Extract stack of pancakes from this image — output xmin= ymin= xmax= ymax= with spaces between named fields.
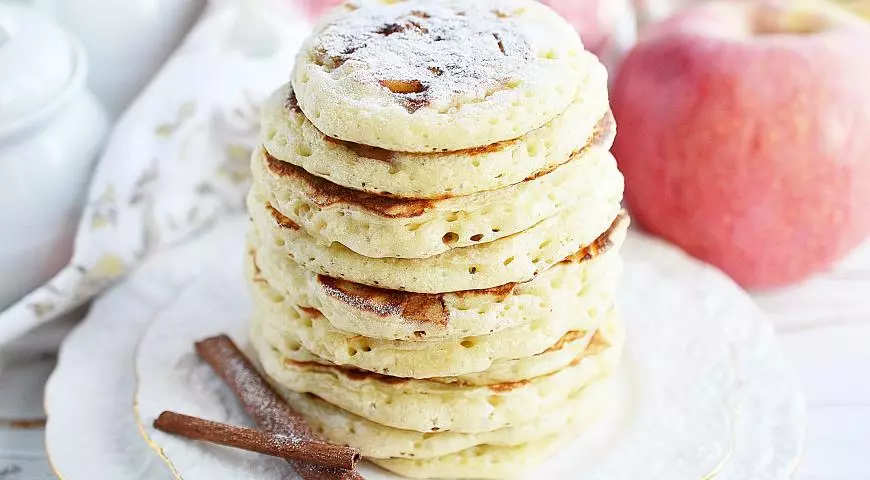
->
xmin=245 ymin=0 xmax=627 ymax=478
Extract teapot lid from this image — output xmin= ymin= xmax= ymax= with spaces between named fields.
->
xmin=0 ymin=4 xmax=85 ymax=130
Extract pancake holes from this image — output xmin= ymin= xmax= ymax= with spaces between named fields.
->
xmin=349 ymin=426 xmax=357 ymax=435
xmin=301 ymin=72 xmax=310 ymax=83
xmin=442 ymin=232 xmax=459 ymax=245
xmin=538 ymin=240 xmax=551 ymax=250
xmin=470 ymin=234 xmax=484 ymax=242
xmin=547 ymin=193 xmax=557 ymax=202
xmin=472 ymin=158 xmax=481 ymax=168
xmin=265 ymin=127 xmax=277 ymax=140
xmin=527 ymin=143 xmax=538 ymax=157
xmin=487 ymin=396 xmax=504 ymax=407
xmin=503 ymin=256 xmax=514 ymax=266
xmin=295 ymin=142 xmax=312 ymax=157
xmin=294 ymin=203 xmax=312 ymax=218
xmin=413 ymin=330 xmax=426 ymax=338
xmin=303 ymin=318 xmax=313 ymax=328
xmin=314 ymin=110 xmax=322 ymax=119
xmin=384 ymin=397 xmax=393 ymax=405
xmin=532 ymin=257 xmax=541 ymax=264
xmin=268 ymin=293 xmax=284 ymax=304
xmin=287 ymin=340 xmax=301 ymax=351
xmin=550 ymin=278 xmax=563 ymax=289
xmin=408 ymin=223 xmax=422 ymax=232
xmin=460 ymin=339 xmax=475 ymax=348
xmin=543 ymin=49 xmax=559 ymax=60
xmin=274 ymin=237 xmax=285 ymax=247
xmin=492 ymin=227 xmax=501 ymax=233
xmin=389 ymin=164 xmax=400 ymax=175
xmin=348 ymin=347 xmax=358 ymax=357
xmin=468 ymin=266 xmax=478 ymax=275
xmin=413 ymin=441 xmax=424 ymax=449
xmin=361 ymin=345 xmax=372 ymax=353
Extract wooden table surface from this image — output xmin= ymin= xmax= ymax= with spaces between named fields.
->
xmin=1 ymin=242 xmax=868 ymax=479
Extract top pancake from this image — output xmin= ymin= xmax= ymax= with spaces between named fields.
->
xmin=291 ymin=0 xmax=593 ymax=152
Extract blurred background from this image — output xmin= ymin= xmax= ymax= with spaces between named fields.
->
xmin=1 ymin=0 xmax=868 ymax=478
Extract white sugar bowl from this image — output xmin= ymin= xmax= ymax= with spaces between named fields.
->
xmin=0 ymin=4 xmax=109 ymax=311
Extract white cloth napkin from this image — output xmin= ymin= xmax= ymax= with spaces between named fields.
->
xmin=0 ymin=0 xmax=312 ymax=344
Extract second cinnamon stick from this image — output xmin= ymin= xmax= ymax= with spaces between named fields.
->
xmin=195 ymin=335 xmax=364 ymax=480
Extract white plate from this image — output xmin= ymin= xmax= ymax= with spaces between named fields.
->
xmin=45 ymin=216 xmax=805 ymax=479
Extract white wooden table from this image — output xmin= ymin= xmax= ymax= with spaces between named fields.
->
xmin=1 ymin=243 xmax=868 ymax=479
xmin=754 ymin=241 xmax=870 ymax=480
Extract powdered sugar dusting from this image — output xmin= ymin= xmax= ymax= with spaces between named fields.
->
xmin=197 ymin=336 xmax=363 ymax=480
xmin=204 ymin=337 xmax=313 ymax=439
xmin=312 ymin=0 xmax=536 ymax=112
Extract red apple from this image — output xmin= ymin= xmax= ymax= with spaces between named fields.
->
xmin=296 ymin=0 xmax=344 ymax=18
xmin=540 ymin=0 xmax=617 ymax=55
xmin=611 ymin=0 xmax=870 ymax=289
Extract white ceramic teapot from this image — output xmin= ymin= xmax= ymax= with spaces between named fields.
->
xmin=0 ymin=4 xmax=109 ymax=311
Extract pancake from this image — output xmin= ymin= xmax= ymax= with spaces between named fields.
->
xmin=268 ymin=380 xmax=609 ymax=465
xmin=369 ymin=435 xmax=569 ymax=479
xmin=247 ymin=187 xmax=625 ymax=293
xmin=291 ymin=0 xmax=595 ymax=151
xmin=252 ymin=126 xmax=621 ymax=259
xmin=253 ymin=314 xmax=623 ymax=433
xmin=248 ymin=263 xmax=613 ymax=379
xmin=247 ymin=221 xmax=623 ymax=340
xmin=252 ymin=282 xmax=617 ymax=386
xmin=261 ymin=81 xmax=612 ymax=199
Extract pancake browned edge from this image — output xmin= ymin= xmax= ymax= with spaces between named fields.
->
xmin=269 ymin=91 xmax=615 ymax=202
xmin=274 ymin=324 xmax=612 ymax=392
xmin=251 ymin=211 xmax=627 ymax=334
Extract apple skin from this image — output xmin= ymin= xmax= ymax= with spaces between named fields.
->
xmin=539 ymin=0 xmax=614 ymax=55
xmin=611 ymin=1 xmax=870 ymax=289
xmin=298 ymin=0 xmax=344 ymax=18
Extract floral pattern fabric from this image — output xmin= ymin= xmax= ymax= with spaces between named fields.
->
xmin=0 ymin=0 xmax=312 ymax=344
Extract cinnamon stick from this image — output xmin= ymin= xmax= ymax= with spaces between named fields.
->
xmin=195 ymin=335 xmax=364 ymax=480
xmin=153 ymin=411 xmax=360 ymax=470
